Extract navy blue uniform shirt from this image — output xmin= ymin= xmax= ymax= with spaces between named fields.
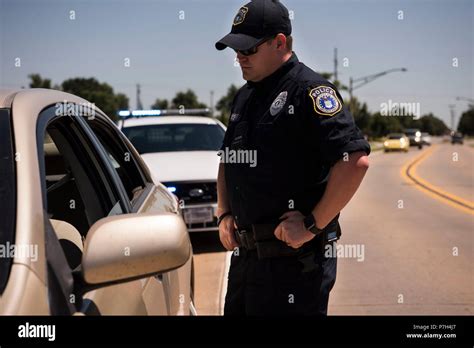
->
xmin=221 ymin=53 xmax=370 ymax=228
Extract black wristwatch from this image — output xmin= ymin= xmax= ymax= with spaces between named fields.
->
xmin=303 ymin=214 xmax=323 ymax=236
xmin=217 ymin=211 xmax=232 ymax=227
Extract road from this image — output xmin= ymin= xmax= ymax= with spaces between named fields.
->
xmin=191 ymin=139 xmax=473 ymax=315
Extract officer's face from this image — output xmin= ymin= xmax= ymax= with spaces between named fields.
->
xmin=236 ymin=38 xmax=283 ymax=82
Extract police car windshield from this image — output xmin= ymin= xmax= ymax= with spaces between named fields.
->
xmin=122 ymin=123 xmax=225 ymax=154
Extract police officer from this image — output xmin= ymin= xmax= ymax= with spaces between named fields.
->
xmin=215 ymin=0 xmax=370 ymax=316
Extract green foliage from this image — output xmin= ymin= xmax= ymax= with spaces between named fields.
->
xmin=151 ymin=98 xmax=169 ymax=109
xmin=61 ymin=78 xmax=127 ymax=121
xmin=457 ymin=107 xmax=474 ymax=135
xmin=368 ymin=112 xmax=403 ymax=137
xmin=350 ymin=97 xmax=371 ymax=134
xmin=171 ymin=89 xmax=207 ymax=110
xmin=27 ymin=74 xmax=128 ymax=122
xmin=28 ymin=74 xmax=52 ymax=89
xmin=216 ymin=84 xmax=240 ymax=125
xmin=419 ymin=113 xmax=449 ymax=135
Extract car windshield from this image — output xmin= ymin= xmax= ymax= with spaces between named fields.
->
xmin=404 ymin=130 xmax=416 ymax=135
xmin=122 ymin=123 xmax=225 ymax=154
xmin=388 ymin=134 xmax=403 ymax=139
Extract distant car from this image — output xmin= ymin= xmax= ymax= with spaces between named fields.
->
xmin=421 ymin=132 xmax=432 ymax=146
xmin=383 ymin=133 xmax=409 ymax=152
xmin=0 ymin=88 xmax=195 ymax=315
xmin=403 ymin=128 xmax=423 ymax=149
xmin=121 ymin=116 xmax=226 ymax=232
xmin=451 ymin=132 xmax=464 ymax=145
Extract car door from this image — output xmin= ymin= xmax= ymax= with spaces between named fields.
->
xmin=82 ymin=113 xmax=193 ymax=315
xmin=38 ymin=105 xmax=152 ymax=315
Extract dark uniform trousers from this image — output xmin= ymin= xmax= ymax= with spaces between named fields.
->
xmin=224 ymin=243 xmax=337 ymax=316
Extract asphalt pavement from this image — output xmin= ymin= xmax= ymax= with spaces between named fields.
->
xmin=192 ymin=138 xmax=473 ymax=315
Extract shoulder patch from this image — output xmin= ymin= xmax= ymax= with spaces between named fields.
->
xmin=309 ymin=86 xmax=342 ymax=116
xmin=233 ymin=6 xmax=248 ymax=26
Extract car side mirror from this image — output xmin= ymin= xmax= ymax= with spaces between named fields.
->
xmin=81 ymin=212 xmax=191 ymax=285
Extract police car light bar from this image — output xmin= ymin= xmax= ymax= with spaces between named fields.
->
xmin=118 ymin=109 xmax=162 ymax=117
xmin=118 ymin=108 xmax=210 ymax=118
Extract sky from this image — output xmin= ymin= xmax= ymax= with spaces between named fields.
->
xmin=1 ymin=0 xmax=473 ymax=128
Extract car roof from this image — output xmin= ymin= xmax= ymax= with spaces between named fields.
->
xmin=121 ymin=116 xmax=221 ymax=127
xmin=0 ymin=88 xmax=22 ymax=108
xmin=0 ymin=88 xmax=105 ymax=118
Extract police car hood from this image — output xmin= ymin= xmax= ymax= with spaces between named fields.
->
xmin=141 ymin=151 xmax=220 ymax=183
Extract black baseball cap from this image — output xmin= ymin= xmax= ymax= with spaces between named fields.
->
xmin=215 ymin=0 xmax=292 ymax=51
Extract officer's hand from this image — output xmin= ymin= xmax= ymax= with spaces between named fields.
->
xmin=274 ymin=211 xmax=315 ymax=249
xmin=219 ymin=215 xmax=239 ymax=251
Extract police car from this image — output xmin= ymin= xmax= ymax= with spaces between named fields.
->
xmin=119 ymin=110 xmax=225 ymax=232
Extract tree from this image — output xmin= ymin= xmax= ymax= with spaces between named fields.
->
xmin=171 ymin=89 xmax=207 ymax=110
xmin=349 ymin=96 xmax=370 ymax=135
xmin=457 ymin=107 xmax=474 ymax=135
xmin=28 ymin=74 xmax=52 ymax=89
xmin=419 ymin=113 xmax=449 ymax=135
xmin=115 ymin=93 xmax=129 ymax=111
xmin=368 ymin=112 xmax=403 ymax=138
xmin=61 ymin=77 xmax=125 ymax=121
xmin=216 ymin=84 xmax=240 ymax=125
xmin=151 ymin=98 xmax=169 ymax=110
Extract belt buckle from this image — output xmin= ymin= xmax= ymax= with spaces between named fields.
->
xmin=326 ymin=230 xmax=338 ymax=242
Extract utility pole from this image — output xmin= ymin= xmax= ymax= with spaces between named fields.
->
xmin=334 ymin=48 xmax=338 ymax=82
xmin=136 ymin=84 xmax=143 ymax=110
xmin=210 ymin=90 xmax=214 ymax=118
xmin=449 ymin=104 xmax=456 ymax=131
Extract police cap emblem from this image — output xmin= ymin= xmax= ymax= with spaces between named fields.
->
xmin=270 ymin=91 xmax=288 ymax=116
xmin=233 ymin=6 xmax=248 ymax=26
xmin=309 ymin=86 xmax=342 ymax=116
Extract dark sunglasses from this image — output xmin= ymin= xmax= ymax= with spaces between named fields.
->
xmin=233 ymin=37 xmax=275 ymax=56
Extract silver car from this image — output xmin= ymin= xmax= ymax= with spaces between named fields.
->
xmin=0 ymin=88 xmax=196 ymax=315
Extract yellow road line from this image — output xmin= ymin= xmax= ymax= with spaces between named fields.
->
xmin=400 ymin=145 xmax=474 ymax=215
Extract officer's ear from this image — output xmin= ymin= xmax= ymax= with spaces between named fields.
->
xmin=274 ymin=33 xmax=287 ymax=50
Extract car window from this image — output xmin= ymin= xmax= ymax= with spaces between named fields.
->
xmin=122 ymin=123 xmax=225 ymax=154
xmin=0 ymin=109 xmax=16 ymax=294
xmin=41 ymin=113 xmax=125 ymax=236
xmin=84 ymin=116 xmax=147 ymax=204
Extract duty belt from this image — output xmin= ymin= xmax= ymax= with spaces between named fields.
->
xmin=234 ymin=214 xmax=341 ymax=260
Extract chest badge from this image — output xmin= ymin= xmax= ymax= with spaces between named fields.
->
xmin=309 ymin=86 xmax=342 ymax=116
xmin=230 ymin=113 xmax=241 ymax=122
xmin=270 ymin=91 xmax=288 ymax=116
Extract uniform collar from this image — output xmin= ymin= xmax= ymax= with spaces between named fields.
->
xmin=248 ymin=52 xmax=299 ymax=91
